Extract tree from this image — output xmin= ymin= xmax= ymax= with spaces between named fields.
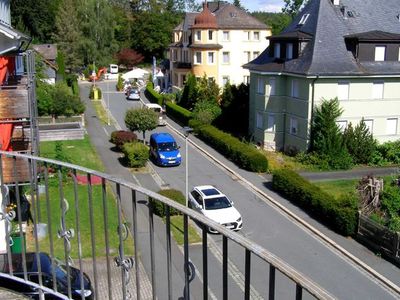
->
xmin=116 ymin=49 xmax=145 ymax=68
xmin=124 ymin=108 xmax=158 ymax=141
xmin=282 ymin=0 xmax=308 ymax=17
xmin=197 ymin=75 xmax=220 ymax=104
xmin=343 ymin=119 xmax=377 ymax=165
xmin=233 ymin=0 xmax=244 ymax=10
xmin=192 ymin=100 xmax=221 ymax=125
xmin=180 ymin=73 xmax=198 ymax=110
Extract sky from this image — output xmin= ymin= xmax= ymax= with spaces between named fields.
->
xmin=196 ymin=0 xmax=285 ymax=13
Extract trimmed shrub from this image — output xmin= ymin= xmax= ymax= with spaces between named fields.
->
xmin=166 ymin=102 xmax=192 ymax=126
xmin=272 ymin=169 xmax=358 ymax=236
xmin=122 ymin=142 xmax=149 ymax=168
xmin=116 ymin=74 xmax=124 ymax=91
xmin=149 ymin=189 xmax=186 ymax=217
xmin=190 ymin=121 xmax=268 ymax=172
xmin=145 ymin=82 xmax=163 ymax=105
xmin=110 ymin=130 xmax=137 ymax=150
xmin=89 ymin=86 xmax=102 ymax=99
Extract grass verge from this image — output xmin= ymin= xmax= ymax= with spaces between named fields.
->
xmin=169 ymin=216 xmax=202 ymax=245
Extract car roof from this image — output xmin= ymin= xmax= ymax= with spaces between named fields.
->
xmin=0 ymin=252 xmax=52 ymax=274
xmin=145 ymin=103 xmax=162 ymax=109
xmin=150 ymin=132 xmax=175 ymax=143
xmin=194 ymin=185 xmax=223 ymax=197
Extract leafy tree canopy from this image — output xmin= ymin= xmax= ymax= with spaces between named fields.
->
xmin=125 ymin=108 xmax=158 ymax=141
xmin=282 ymin=0 xmax=308 ymax=17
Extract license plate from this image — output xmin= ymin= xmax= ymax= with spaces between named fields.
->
xmin=168 ymin=160 xmax=176 ymax=164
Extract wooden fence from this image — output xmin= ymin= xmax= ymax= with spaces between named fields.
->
xmin=357 ymin=212 xmax=400 ymax=266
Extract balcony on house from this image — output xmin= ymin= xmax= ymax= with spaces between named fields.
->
xmin=0 ymin=151 xmax=333 ymax=300
xmin=173 ymin=61 xmax=192 ymax=69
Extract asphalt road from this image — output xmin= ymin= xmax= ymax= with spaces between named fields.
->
xmin=90 ymin=81 xmax=400 ymax=299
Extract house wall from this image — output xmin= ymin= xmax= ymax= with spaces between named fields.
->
xmin=250 ymin=73 xmax=400 ymax=152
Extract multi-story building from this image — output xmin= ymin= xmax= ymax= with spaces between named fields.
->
xmin=169 ymin=1 xmax=271 ymax=89
xmin=245 ymin=0 xmax=400 ymax=152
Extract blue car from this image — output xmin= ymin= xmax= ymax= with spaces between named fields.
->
xmin=150 ymin=133 xmax=181 ymax=166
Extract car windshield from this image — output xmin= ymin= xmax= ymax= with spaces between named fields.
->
xmin=53 ymin=258 xmax=73 ymax=282
xmin=157 ymin=142 xmax=178 ymax=151
xmin=204 ymin=196 xmax=232 ymax=210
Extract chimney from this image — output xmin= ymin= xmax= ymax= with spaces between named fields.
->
xmin=332 ymin=0 xmax=340 ymax=5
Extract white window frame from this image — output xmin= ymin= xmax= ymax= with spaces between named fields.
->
xmin=253 ymin=31 xmax=260 ymax=40
xmin=298 ymin=14 xmax=310 ymax=25
xmin=290 ymin=117 xmax=298 ymax=135
xmin=274 ymin=43 xmax=281 ymax=58
xmin=398 ymin=46 xmax=400 ymax=61
xmin=386 ymin=118 xmax=398 ymax=135
xmin=372 ymin=81 xmax=384 ymax=99
xmin=244 ymin=31 xmax=250 ymax=40
xmin=375 ymin=46 xmax=386 ymax=61
xmin=256 ymin=112 xmax=263 ymax=129
xmin=364 ymin=119 xmax=374 ymax=134
xmin=269 ymin=78 xmax=276 ymax=96
xmin=244 ymin=51 xmax=251 ymax=63
xmin=207 ymin=51 xmax=215 ymax=64
xmin=257 ymin=77 xmax=265 ymax=95
xmin=291 ymin=79 xmax=299 ymax=98
xmin=253 ymin=51 xmax=260 ymax=59
xmin=195 ymin=30 xmax=201 ymax=41
xmin=338 ymin=82 xmax=349 ymax=100
xmin=222 ymin=76 xmax=230 ymax=86
xmin=223 ymin=31 xmax=230 ymax=41
xmin=286 ymin=43 xmax=293 ymax=59
xmin=267 ymin=114 xmax=275 ymax=132
xmin=336 ymin=120 xmax=347 ymax=132
xmin=243 ymin=76 xmax=250 ymax=84
xmin=222 ymin=52 xmax=230 ymax=64
xmin=194 ymin=52 xmax=202 ymax=64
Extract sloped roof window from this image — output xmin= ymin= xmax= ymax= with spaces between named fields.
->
xmin=298 ymin=14 xmax=310 ymax=26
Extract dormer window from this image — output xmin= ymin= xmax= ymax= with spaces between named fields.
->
xmin=298 ymin=14 xmax=310 ymax=25
xmin=374 ymin=46 xmax=386 ymax=61
xmin=286 ymin=43 xmax=293 ymax=59
xmin=274 ymin=43 xmax=281 ymax=58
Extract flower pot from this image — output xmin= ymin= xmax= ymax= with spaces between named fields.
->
xmin=10 ymin=233 xmax=26 ymax=254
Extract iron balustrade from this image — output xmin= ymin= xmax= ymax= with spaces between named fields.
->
xmin=0 ymin=151 xmax=334 ymax=300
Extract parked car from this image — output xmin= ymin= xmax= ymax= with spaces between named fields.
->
xmin=0 ymin=252 xmax=93 ymax=299
xmin=126 ymin=88 xmax=140 ymax=100
xmin=149 ymin=132 xmax=181 ymax=166
xmin=188 ymin=185 xmax=242 ymax=233
xmin=145 ymin=103 xmax=166 ymax=126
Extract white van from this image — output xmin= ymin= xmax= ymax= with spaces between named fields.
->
xmin=145 ymin=103 xmax=166 ymax=126
xmin=109 ymin=64 xmax=118 ymax=74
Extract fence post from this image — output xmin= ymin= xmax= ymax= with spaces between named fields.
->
xmin=395 ymin=231 xmax=400 ymax=259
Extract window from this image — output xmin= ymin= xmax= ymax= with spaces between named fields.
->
xmin=253 ymin=51 xmax=260 ymax=59
xmin=243 ymin=76 xmax=250 ymax=84
xmin=223 ymin=31 xmax=229 ymax=41
xmin=372 ymin=82 xmax=384 ymax=99
xmin=290 ymin=118 xmax=298 ymax=135
xmin=208 ymin=30 xmax=213 ymax=40
xmin=298 ymin=14 xmax=310 ymax=25
xmin=194 ymin=52 xmax=202 ymax=64
xmin=336 ymin=120 xmax=347 ymax=132
xmin=195 ymin=30 xmax=201 ymax=41
xmin=274 ymin=43 xmax=281 ymax=58
xmin=364 ymin=119 xmax=373 ymax=134
xmin=244 ymin=31 xmax=250 ymax=40
xmin=291 ymin=79 xmax=299 ymax=98
xmin=222 ymin=76 xmax=230 ymax=86
xmin=182 ymin=75 xmax=186 ymax=84
xmin=338 ymin=82 xmax=349 ymax=100
xmin=375 ymin=46 xmax=386 ymax=61
xmin=244 ymin=51 xmax=251 ymax=63
xmin=269 ymin=78 xmax=276 ymax=96
xmin=222 ymin=52 xmax=230 ymax=64
xmin=386 ymin=118 xmax=398 ymax=135
xmin=207 ymin=52 xmax=215 ymax=64
xmin=267 ymin=114 xmax=275 ymax=132
xmin=256 ymin=112 xmax=263 ymax=129
xmin=173 ymin=50 xmax=178 ymax=61
xmin=286 ymin=43 xmax=293 ymax=59
xmin=257 ymin=77 xmax=265 ymax=94
xmin=183 ymin=50 xmax=188 ymax=62
xmin=253 ymin=31 xmax=260 ymax=40
xmin=398 ymin=47 xmax=400 ymax=61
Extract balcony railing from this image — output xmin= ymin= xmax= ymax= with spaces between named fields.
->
xmin=173 ymin=62 xmax=192 ymax=69
xmin=0 ymin=151 xmax=334 ymax=300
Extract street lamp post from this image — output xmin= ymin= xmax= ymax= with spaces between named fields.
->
xmin=183 ymin=126 xmax=193 ymax=207
xmin=107 ymin=80 xmax=110 ymax=125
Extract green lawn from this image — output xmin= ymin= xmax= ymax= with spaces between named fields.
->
xmin=313 ymin=179 xmax=359 ymax=198
xmin=169 ymin=215 xmax=202 ymax=245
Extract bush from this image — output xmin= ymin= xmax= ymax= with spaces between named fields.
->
xmin=110 ymin=131 xmax=137 ymax=150
xmin=191 ymin=121 xmax=268 ymax=172
xmin=116 ymin=74 xmax=124 ymax=91
xmin=145 ymin=82 xmax=163 ymax=105
xmin=272 ymin=169 xmax=358 ymax=235
xmin=166 ymin=102 xmax=192 ymax=126
xmin=149 ymin=189 xmax=186 ymax=217
xmin=122 ymin=142 xmax=149 ymax=168
xmin=374 ymin=141 xmax=400 ymax=165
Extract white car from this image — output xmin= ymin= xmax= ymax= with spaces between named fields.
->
xmin=127 ymin=88 xmax=140 ymax=100
xmin=145 ymin=103 xmax=166 ymax=126
xmin=189 ymin=185 xmax=242 ymax=233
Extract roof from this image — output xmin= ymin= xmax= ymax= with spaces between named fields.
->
xmin=192 ymin=3 xmax=217 ymax=29
xmin=151 ymin=132 xmax=175 ymax=143
xmin=32 ymin=44 xmax=57 ymax=60
xmin=245 ymin=0 xmax=400 ymax=76
xmin=180 ymin=1 xmax=269 ymax=31
xmin=345 ymin=30 xmax=400 ymax=41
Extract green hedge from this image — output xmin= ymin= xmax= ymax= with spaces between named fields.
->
xmin=122 ymin=142 xmax=149 ymax=168
xmin=145 ymin=83 xmax=163 ymax=105
xmin=271 ymin=169 xmax=358 ymax=236
xmin=149 ymin=189 xmax=186 ymax=217
xmin=191 ymin=121 xmax=268 ymax=172
xmin=166 ymin=102 xmax=192 ymax=126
